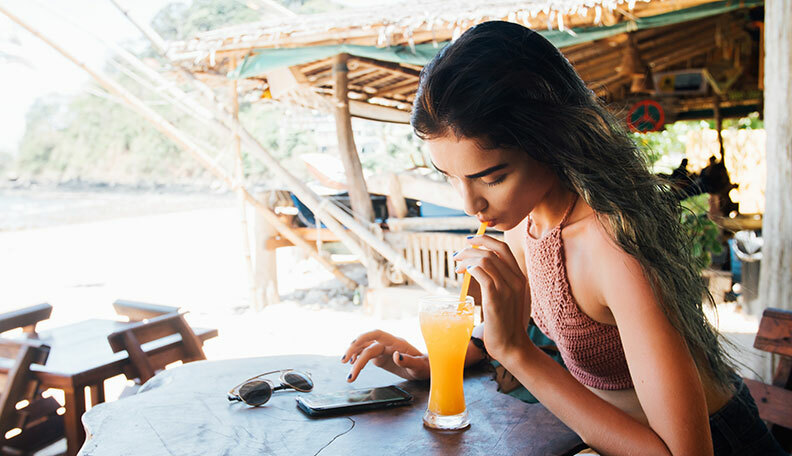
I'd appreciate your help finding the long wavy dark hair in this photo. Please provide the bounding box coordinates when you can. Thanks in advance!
[411,21,736,388]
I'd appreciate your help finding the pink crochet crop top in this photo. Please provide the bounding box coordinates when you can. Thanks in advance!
[526,197,634,390]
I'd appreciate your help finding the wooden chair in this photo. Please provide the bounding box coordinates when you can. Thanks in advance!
[0,304,53,336]
[0,338,64,455]
[112,299,179,322]
[743,307,792,451]
[107,313,206,385]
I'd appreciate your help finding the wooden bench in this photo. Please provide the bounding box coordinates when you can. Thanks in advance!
[107,313,207,385]
[743,307,792,451]
[0,338,64,455]
[0,304,53,336]
[112,299,179,322]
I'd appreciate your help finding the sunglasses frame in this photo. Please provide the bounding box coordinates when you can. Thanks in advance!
[227,369,313,406]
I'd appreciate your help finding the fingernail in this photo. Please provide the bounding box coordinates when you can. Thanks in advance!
[466,235,474,239]
[341,355,345,361]
[347,373,352,380]
[399,353,404,361]
[452,250,459,257]
[351,339,356,343]
[467,265,475,271]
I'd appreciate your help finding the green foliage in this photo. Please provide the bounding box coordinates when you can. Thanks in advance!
[680,194,723,272]
[15,90,203,183]
[150,0,344,41]
[632,120,699,169]
[151,0,261,41]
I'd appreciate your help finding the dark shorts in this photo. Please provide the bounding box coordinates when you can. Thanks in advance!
[710,377,788,456]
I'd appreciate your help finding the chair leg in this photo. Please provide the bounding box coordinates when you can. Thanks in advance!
[89,383,105,407]
[63,387,86,456]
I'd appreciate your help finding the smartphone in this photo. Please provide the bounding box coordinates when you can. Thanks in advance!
[296,385,413,417]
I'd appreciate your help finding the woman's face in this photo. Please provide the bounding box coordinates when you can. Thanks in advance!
[426,136,557,231]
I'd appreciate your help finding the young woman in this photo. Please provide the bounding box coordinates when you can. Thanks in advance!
[340,21,786,456]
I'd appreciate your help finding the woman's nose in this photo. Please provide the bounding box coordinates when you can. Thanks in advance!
[461,186,487,217]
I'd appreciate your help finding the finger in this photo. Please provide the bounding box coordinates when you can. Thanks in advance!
[465,235,524,279]
[348,342,385,382]
[392,351,430,379]
[341,338,373,363]
[465,263,498,303]
[455,249,522,285]
[342,330,392,362]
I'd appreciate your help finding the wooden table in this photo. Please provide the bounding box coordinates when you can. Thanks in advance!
[0,319,218,456]
[81,355,585,455]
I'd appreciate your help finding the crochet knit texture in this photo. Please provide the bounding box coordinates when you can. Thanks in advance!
[526,200,633,390]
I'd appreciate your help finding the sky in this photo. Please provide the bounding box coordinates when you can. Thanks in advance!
[0,0,176,153]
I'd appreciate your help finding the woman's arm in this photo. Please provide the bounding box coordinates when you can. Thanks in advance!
[458,233,713,456]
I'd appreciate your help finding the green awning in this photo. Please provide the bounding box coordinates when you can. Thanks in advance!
[229,0,762,79]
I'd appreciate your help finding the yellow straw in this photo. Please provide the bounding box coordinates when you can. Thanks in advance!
[458,221,488,310]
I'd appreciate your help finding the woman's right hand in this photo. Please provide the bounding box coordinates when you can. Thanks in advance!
[341,330,429,382]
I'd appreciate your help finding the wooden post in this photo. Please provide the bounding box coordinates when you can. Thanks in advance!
[332,53,390,289]
[332,53,375,224]
[253,192,280,308]
[713,95,725,163]
[759,0,792,313]
[386,173,409,219]
[231,59,263,310]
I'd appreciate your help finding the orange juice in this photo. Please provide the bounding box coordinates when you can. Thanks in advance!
[419,296,474,429]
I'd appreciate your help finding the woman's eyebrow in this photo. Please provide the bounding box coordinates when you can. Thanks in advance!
[432,161,509,179]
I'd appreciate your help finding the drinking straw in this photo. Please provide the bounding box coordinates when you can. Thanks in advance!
[458,221,488,310]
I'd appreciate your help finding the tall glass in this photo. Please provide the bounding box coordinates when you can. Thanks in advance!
[419,295,474,430]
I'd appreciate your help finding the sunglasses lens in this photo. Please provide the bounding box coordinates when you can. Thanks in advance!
[283,371,313,391]
[239,380,272,406]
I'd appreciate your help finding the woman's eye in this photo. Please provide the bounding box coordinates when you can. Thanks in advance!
[484,175,507,187]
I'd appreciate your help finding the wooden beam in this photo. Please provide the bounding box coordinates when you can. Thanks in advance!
[387,216,479,232]
[350,56,421,78]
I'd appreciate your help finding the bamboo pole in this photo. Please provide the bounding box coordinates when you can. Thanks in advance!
[230,58,262,309]
[104,2,446,294]
[0,4,358,292]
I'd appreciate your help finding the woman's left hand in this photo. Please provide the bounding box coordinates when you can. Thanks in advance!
[454,235,531,361]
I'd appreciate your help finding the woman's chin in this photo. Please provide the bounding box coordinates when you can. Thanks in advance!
[490,220,512,232]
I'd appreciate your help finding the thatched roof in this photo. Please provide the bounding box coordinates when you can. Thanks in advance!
[170,1,711,61]
[169,0,764,123]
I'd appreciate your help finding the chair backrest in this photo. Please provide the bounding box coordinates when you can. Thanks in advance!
[0,304,53,335]
[112,299,179,322]
[743,307,792,450]
[107,313,206,384]
[0,338,63,453]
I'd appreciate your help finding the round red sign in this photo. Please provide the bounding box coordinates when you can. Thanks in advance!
[627,100,665,132]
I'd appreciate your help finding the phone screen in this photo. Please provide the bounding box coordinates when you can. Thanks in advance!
[298,385,411,410]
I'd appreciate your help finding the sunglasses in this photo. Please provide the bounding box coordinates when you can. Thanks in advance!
[227,369,314,406]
